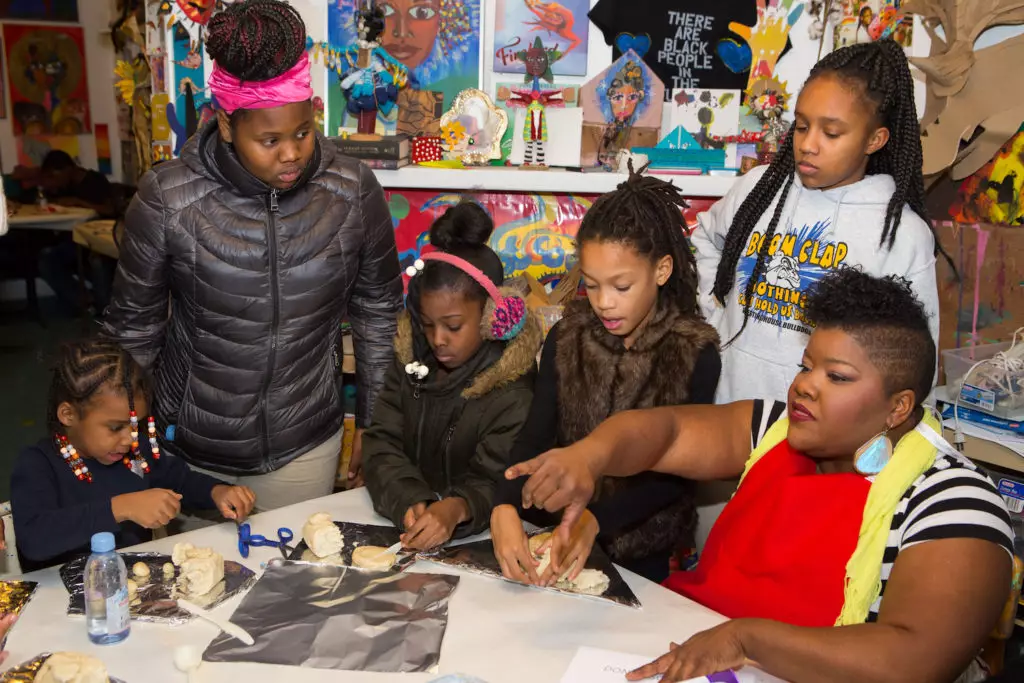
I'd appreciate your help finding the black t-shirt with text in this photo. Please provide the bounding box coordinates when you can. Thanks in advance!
[589,0,792,100]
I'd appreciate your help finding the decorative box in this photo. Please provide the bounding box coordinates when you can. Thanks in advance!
[411,136,444,164]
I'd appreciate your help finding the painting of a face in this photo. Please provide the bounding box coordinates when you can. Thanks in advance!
[609,82,640,121]
[381,0,441,69]
[524,47,548,77]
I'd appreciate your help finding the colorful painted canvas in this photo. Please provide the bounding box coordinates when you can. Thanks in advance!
[96,124,112,176]
[327,0,481,137]
[16,134,80,167]
[4,24,91,135]
[0,0,78,22]
[951,129,1024,226]
[670,88,742,166]
[493,0,589,76]
[387,190,717,292]
[834,1,912,49]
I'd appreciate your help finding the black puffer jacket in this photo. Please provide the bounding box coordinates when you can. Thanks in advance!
[102,121,403,475]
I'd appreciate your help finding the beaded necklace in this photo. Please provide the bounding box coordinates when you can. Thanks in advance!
[54,412,161,482]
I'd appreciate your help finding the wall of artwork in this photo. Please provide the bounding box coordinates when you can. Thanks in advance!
[0,0,125,179]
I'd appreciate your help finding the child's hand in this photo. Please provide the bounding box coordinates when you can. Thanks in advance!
[490,504,539,585]
[541,508,599,586]
[212,485,256,522]
[401,498,468,550]
[111,489,182,529]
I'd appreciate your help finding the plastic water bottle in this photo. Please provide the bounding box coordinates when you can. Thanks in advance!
[84,532,130,645]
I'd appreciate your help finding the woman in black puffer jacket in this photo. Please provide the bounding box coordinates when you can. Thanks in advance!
[102,0,403,510]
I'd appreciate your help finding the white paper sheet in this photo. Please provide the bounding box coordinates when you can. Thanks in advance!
[559,647,786,683]
[509,107,584,167]
[559,647,707,683]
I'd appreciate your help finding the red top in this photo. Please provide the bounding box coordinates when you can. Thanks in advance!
[664,439,870,627]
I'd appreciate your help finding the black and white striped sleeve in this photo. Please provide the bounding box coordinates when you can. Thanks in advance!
[750,399,788,451]
[897,460,1015,557]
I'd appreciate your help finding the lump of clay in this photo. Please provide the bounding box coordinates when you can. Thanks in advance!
[352,545,397,571]
[302,512,344,558]
[172,543,225,596]
[36,652,108,683]
[559,568,611,596]
[132,562,150,578]
[527,532,551,556]
[172,542,196,567]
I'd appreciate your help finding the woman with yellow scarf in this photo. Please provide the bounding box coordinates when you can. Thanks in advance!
[507,269,1015,683]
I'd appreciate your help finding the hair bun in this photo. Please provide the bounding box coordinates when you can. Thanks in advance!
[430,202,494,251]
[206,0,306,82]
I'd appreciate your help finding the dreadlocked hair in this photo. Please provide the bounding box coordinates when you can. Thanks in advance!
[206,0,306,83]
[48,338,149,434]
[712,38,954,345]
[576,161,700,318]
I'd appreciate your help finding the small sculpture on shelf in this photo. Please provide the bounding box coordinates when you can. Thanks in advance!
[746,76,791,166]
[309,1,409,140]
[497,37,575,169]
[439,89,508,166]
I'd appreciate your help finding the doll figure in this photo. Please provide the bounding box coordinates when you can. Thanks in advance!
[497,38,573,167]
[338,1,409,139]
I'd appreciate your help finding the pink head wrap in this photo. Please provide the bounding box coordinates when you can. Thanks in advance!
[208,52,314,114]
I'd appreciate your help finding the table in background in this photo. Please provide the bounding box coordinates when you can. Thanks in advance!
[8,206,97,232]
[8,489,754,683]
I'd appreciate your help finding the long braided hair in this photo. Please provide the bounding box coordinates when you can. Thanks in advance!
[713,39,953,344]
[48,339,149,434]
[576,161,700,318]
[206,0,306,84]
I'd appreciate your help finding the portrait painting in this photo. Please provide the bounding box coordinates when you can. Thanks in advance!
[328,0,481,136]
[581,49,663,129]
[4,24,91,136]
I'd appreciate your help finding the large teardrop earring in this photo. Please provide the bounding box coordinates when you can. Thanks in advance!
[854,424,894,476]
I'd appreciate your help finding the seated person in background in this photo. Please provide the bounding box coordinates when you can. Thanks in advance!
[490,168,721,585]
[33,152,121,315]
[509,269,1013,683]
[363,202,540,550]
[11,339,256,572]
[38,150,118,219]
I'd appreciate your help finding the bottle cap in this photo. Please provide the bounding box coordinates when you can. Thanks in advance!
[91,532,115,553]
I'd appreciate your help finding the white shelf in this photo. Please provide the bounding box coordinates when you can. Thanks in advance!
[370,166,738,197]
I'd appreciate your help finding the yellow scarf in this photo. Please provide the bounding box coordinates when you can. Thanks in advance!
[739,411,942,626]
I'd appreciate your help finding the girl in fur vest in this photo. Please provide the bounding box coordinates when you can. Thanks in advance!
[491,167,721,584]
[363,203,541,550]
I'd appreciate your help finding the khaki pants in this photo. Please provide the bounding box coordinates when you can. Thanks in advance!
[174,429,344,533]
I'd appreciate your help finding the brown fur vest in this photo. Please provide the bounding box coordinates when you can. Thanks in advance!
[556,299,720,561]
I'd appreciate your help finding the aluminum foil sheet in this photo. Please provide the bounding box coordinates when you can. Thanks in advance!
[418,529,641,608]
[0,581,38,649]
[286,521,415,571]
[59,552,256,625]
[0,653,125,683]
[203,559,459,673]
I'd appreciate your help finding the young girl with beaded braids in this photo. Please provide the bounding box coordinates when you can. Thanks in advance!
[11,340,256,572]
[491,165,721,584]
[101,0,402,508]
[692,39,947,405]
